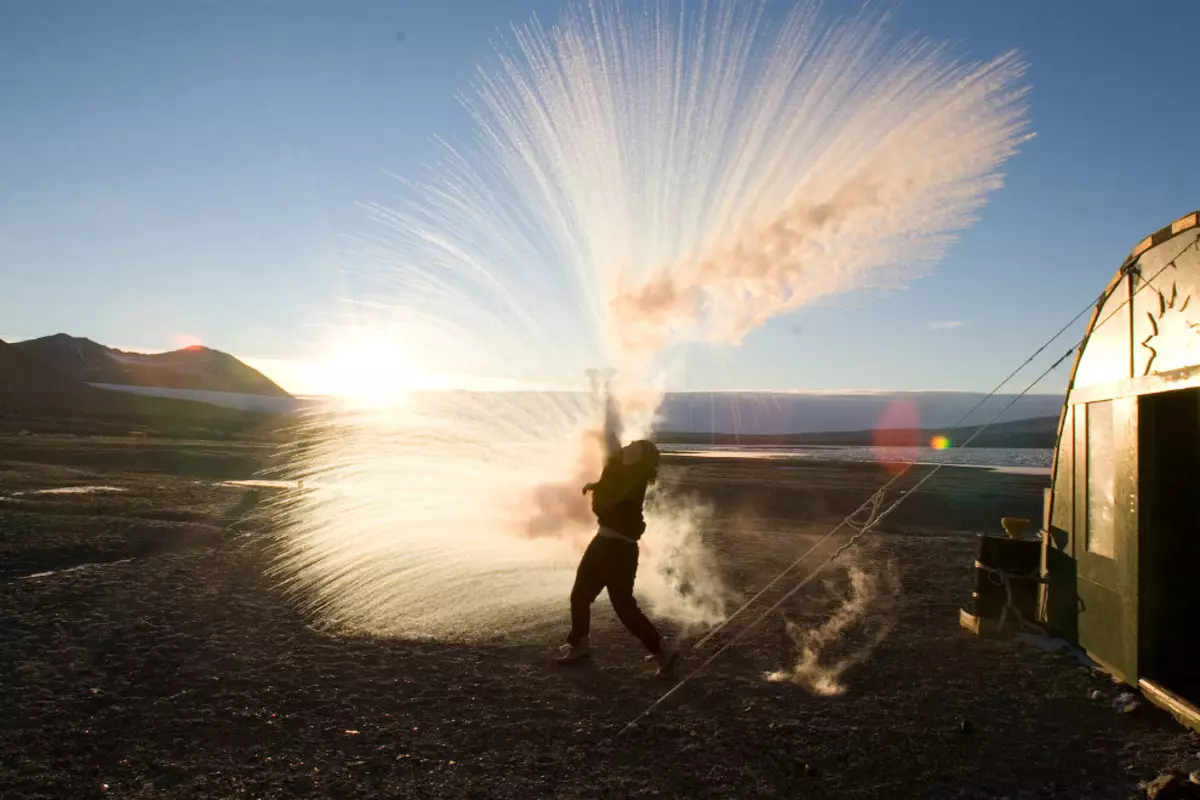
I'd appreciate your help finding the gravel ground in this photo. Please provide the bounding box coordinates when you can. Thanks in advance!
[1,447,1196,799]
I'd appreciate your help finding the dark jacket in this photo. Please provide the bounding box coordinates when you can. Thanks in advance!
[589,458,651,542]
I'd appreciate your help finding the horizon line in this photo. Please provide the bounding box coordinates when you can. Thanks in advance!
[289,387,1066,398]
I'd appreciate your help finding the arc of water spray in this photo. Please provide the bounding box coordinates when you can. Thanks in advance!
[270,0,1030,643]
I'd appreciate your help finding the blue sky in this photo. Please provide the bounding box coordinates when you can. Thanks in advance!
[2,0,1198,395]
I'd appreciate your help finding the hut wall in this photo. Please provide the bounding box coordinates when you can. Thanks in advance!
[1044,224,1200,683]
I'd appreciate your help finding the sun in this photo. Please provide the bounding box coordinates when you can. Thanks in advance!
[315,334,439,406]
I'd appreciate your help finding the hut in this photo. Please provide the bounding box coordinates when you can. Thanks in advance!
[1041,208,1200,728]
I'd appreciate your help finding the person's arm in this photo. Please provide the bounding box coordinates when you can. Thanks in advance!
[602,386,622,459]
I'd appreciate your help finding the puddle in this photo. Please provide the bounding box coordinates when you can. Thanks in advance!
[984,466,1052,476]
[20,558,135,580]
[220,480,299,489]
[1,485,129,500]
[932,464,1051,476]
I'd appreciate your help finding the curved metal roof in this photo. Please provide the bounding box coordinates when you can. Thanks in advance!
[1046,208,1200,535]
[1061,209,1200,407]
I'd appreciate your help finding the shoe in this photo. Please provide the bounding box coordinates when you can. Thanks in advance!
[557,637,592,665]
[654,644,680,679]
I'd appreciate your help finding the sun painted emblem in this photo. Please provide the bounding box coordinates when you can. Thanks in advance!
[1141,281,1200,375]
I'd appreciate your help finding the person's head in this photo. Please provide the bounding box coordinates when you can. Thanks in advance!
[619,439,661,483]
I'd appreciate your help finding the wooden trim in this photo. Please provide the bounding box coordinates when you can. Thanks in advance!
[1116,396,1140,678]
[1068,364,1200,405]
[1140,679,1200,732]
[1122,209,1200,266]
[1127,271,1136,378]
[1074,405,1087,561]
[959,608,1017,640]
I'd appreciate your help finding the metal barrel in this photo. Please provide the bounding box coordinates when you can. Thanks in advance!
[969,534,1042,622]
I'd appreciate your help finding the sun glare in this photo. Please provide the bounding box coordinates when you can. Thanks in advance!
[316,338,424,402]
[316,335,439,406]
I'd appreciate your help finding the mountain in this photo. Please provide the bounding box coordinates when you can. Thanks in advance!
[12,334,290,398]
[0,338,288,438]
[0,338,101,412]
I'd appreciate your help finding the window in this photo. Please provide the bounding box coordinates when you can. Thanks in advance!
[1086,401,1116,558]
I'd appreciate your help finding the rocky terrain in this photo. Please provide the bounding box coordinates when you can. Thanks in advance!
[1,440,1196,798]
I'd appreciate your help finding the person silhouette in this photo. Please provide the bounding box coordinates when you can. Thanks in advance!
[557,438,679,678]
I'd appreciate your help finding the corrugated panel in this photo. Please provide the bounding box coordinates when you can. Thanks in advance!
[1132,230,1200,378]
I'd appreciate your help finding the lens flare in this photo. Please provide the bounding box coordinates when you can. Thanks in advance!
[930,434,952,450]
[170,333,203,350]
[269,0,1029,642]
[871,399,921,474]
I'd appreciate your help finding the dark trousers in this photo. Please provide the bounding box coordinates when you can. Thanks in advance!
[567,534,663,654]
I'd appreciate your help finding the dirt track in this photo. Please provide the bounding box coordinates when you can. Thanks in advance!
[1,446,1196,798]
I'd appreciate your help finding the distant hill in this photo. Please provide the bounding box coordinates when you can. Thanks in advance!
[12,334,291,398]
[0,338,101,412]
[0,338,288,438]
[656,413,1062,449]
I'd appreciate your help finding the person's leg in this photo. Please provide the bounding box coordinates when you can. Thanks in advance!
[566,537,606,648]
[604,543,664,655]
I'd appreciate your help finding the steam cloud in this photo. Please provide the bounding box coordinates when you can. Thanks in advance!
[767,558,901,695]
[609,47,1028,354]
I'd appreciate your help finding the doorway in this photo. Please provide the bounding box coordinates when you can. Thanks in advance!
[1139,386,1200,706]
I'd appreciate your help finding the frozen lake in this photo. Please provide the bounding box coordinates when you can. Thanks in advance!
[659,444,1053,475]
